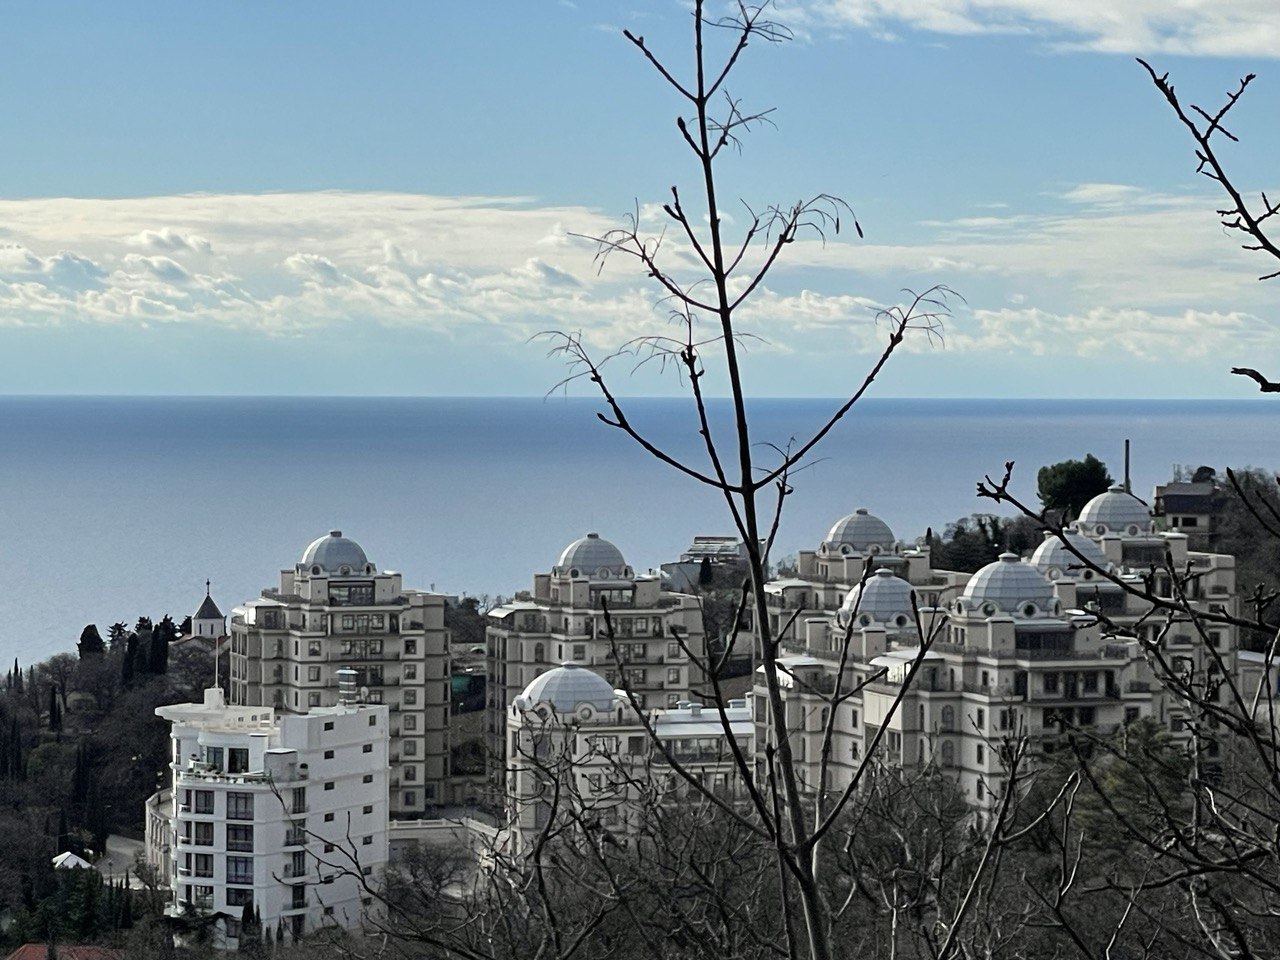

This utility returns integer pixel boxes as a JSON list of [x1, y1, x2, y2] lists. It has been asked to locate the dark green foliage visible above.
[[149, 616, 177, 675], [929, 513, 1043, 573], [1037, 453, 1113, 518], [121, 636, 137, 687], [1192, 464, 1217, 483], [444, 595, 487, 653], [698, 556, 713, 586], [77, 625, 105, 659], [107, 622, 128, 652]]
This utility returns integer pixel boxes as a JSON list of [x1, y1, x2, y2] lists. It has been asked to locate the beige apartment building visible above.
[[486, 532, 707, 794], [757, 487, 1240, 806], [227, 531, 450, 817]]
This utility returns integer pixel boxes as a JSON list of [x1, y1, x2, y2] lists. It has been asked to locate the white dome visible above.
[[840, 568, 916, 628], [1030, 530, 1111, 581], [517, 663, 617, 713], [1077, 486, 1153, 537], [300, 530, 373, 575], [958, 553, 1058, 619], [553, 533, 631, 580], [822, 508, 895, 554]]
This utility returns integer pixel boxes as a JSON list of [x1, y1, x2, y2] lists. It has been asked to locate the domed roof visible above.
[[958, 553, 1058, 619], [517, 663, 618, 713], [553, 532, 631, 580], [1077, 486, 1153, 537], [840, 568, 916, 627], [822, 508, 895, 554], [300, 530, 373, 576], [1030, 530, 1111, 581]]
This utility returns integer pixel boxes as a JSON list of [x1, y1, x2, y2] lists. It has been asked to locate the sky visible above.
[[0, 1, 1278, 398]]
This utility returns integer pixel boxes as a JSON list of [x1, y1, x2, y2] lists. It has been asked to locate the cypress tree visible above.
[[121, 636, 137, 687], [14, 659, 23, 693], [118, 888, 133, 929]]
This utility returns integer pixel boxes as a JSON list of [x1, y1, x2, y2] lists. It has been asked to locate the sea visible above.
[[3, 395, 1279, 667]]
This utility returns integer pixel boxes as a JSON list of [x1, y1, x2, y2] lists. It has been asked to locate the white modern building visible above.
[[486, 533, 707, 796], [227, 531, 451, 816], [155, 684, 390, 948]]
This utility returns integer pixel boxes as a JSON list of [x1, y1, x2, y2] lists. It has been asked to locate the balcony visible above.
[[284, 829, 306, 848], [282, 865, 309, 883]]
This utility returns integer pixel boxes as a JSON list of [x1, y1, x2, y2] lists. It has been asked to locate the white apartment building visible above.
[[486, 533, 707, 794], [506, 662, 752, 848], [227, 531, 450, 817], [155, 684, 389, 948], [758, 486, 1240, 806]]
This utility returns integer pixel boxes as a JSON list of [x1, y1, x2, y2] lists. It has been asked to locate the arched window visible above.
[[941, 705, 955, 732], [941, 740, 955, 765], [533, 642, 545, 663]]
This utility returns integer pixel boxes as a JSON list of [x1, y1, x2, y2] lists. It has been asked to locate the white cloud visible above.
[[800, 0, 1280, 57], [0, 186, 1271, 374]]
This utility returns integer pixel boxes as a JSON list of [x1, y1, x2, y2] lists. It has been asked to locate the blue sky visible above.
[[0, 1, 1277, 397]]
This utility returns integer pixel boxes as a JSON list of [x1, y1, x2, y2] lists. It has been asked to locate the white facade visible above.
[[506, 663, 752, 849], [156, 688, 390, 948], [227, 531, 451, 817]]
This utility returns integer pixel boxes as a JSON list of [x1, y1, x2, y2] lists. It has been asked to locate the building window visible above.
[[362, 804, 373, 815], [308, 641, 322, 657], [976, 744, 985, 765], [667, 667, 680, 684], [308, 666, 321, 682], [226, 856, 253, 885], [324, 721, 334, 732], [403, 690, 417, 706], [363, 744, 373, 753], [404, 664, 417, 680], [193, 822, 214, 846], [1043, 673, 1059, 694], [194, 790, 214, 815], [363, 774, 375, 783], [194, 854, 213, 878], [404, 639, 417, 655], [324, 782, 335, 791], [324, 843, 335, 853], [1083, 672, 1098, 694], [668, 641, 681, 659], [324, 750, 334, 760], [226, 825, 253, 852], [404, 740, 417, 756], [369, 715, 377, 726], [404, 715, 417, 731], [573, 644, 587, 661], [975, 708, 985, 729], [403, 768, 416, 781], [226, 793, 254, 821], [308, 692, 321, 707], [976, 780, 985, 801], [324, 812, 335, 822], [362, 836, 373, 846], [403, 791, 416, 807], [225, 888, 252, 907]]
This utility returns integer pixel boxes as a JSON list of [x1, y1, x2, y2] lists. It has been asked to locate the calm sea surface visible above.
[[3, 396, 1279, 665]]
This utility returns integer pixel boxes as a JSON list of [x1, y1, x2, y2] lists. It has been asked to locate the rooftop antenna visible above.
[[208, 578, 219, 693], [1123, 439, 1131, 494]]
